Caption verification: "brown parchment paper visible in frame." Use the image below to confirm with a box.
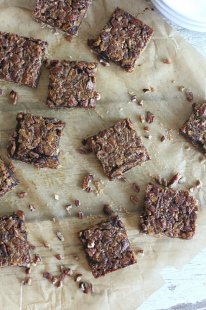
[0,0,206,309]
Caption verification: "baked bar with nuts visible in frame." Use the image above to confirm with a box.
[45,60,100,108]
[8,113,65,169]
[0,158,18,197]
[85,118,150,180]
[88,7,153,72]
[140,183,198,239]
[0,211,31,267]
[79,215,136,278]
[33,0,92,40]
[180,102,206,154]
[0,31,47,87]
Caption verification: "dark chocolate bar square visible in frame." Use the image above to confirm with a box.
[85,119,150,180]
[88,7,153,72]
[33,0,91,40]
[140,183,198,239]
[180,103,206,154]
[46,60,100,108]
[0,211,31,267]
[8,113,65,169]
[0,31,47,87]
[0,158,18,197]
[79,215,136,278]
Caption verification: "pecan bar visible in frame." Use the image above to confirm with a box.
[140,183,198,239]
[180,102,206,154]
[8,113,65,169]
[33,0,91,40]
[79,215,136,278]
[45,60,100,108]
[85,119,150,180]
[0,210,31,267]
[88,7,153,72]
[0,158,18,197]
[0,31,47,87]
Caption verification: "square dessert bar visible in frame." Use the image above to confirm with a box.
[33,0,92,40]
[88,7,154,72]
[0,211,31,267]
[79,215,136,278]
[45,60,100,108]
[85,119,150,180]
[0,158,18,197]
[140,183,198,239]
[0,31,47,87]
[180,102,206,154]
[8,113,65,169]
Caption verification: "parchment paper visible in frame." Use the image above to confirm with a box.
[0,0,206,309]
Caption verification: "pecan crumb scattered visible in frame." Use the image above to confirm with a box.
[145,135,152,140]
[54,194,59,200]
[22,277,31,285]
[28,204,36,212]
[117,175,127,182]
[17,191,27,198]
[129,93,137,102]
[78,211,84,219]
[138,99,144,106]
[162,58,171,64]
[142,88,150,93]
[33,254,42,266]
[56,231,64,242]
[167,173,182,187]
[55,254,64,260]
[43,241,50,248]
[139,115,145,123]
[145,111,155,124]
[195,180,202,189]
[79,281,93,294]
[143,126,149,132]
[77,147,91,154]
[74,273,82,282]
[130,195,139,204]
[74,199,81,207]
[82,174,94,192]
[132,183,140,193]
[65,204,72,214]
[93,179,104,196]
[103,204,114,216]
[178,86,185,92]
[25,267,31,275]
[9,90,18,105]
[160,135,166,142]
[185,89,193,102]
